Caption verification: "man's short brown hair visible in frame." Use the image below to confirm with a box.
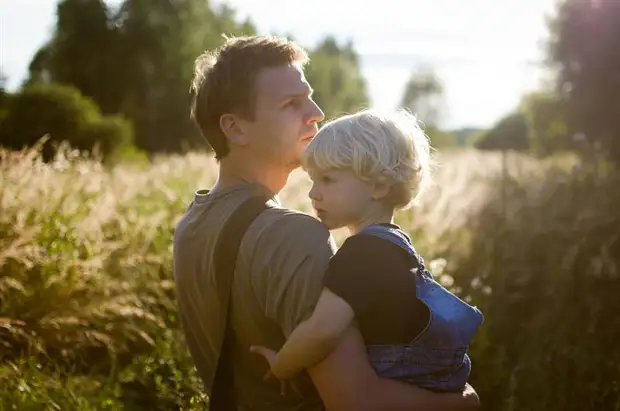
[190,35,309,160]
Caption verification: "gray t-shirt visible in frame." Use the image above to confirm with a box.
[173,181,336,411]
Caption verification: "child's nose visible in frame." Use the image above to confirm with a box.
[309,185,321,201]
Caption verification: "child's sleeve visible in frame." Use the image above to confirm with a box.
[269,287,355,379]
[322,234,383,316]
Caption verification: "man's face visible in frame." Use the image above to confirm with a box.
[243,63,325,170]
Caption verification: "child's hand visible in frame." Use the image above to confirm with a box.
[249,345,302,397]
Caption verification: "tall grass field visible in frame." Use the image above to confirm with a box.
[1,143,618,410]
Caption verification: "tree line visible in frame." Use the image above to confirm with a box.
[0,0,456,162]
[474,0,620,166]
[2,0,618,166]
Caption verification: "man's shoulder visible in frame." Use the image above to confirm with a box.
[243,206,335,275]
[172,200,197,245]
[246,206,335,258]
[257,206,330,239]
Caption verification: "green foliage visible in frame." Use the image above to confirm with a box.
[0,337,208,410]
[26,0,257,154]
[0,83,98,156]
[305,36,370,121]
[449,164,620,411]
[547,0,620,165]
[425,126,456,149]
[474,112,529,151]
[81,115,134,159]
[519,91,570,157]
[0,83,134,161]
[0,70,8,124]
[24,1,371,155]
[400,69,444,128]
[450,128,486,147]
[28,0,125,115]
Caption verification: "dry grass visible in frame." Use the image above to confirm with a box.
[0,142,580,409]
[0,143,554,361]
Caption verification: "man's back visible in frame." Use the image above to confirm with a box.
[173,181,335,411]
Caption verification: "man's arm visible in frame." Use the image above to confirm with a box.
[258,287,355,379]
[307,326,480,411]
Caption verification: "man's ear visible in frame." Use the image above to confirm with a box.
[220,113,249,145]
[371,176,391,200]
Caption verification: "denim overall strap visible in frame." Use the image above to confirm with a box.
[357,224,430,279]
[356,223,484,392]
[357,224,416,257]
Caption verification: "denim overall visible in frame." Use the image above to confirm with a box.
[357,224,484,392]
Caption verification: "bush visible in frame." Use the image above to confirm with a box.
[0,83,135,161]
[474,112,529,151]
[449,163,620,411]
[425,126,456,149]
[80,115,134,157]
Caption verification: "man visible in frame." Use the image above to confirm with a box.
[173,34,479,411]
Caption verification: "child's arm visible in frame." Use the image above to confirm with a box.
[264,287,355,380]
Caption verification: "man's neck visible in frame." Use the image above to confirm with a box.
[211,154,291,196]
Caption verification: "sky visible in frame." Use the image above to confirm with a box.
[0,0,557,129]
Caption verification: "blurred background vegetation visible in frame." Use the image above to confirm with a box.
[0,0,619,409]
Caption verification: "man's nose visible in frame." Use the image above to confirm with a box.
[305,99,325,125]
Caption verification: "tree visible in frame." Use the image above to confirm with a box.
[519,91,569,157]
[399,69,445,128]
[547,0,620,164]
[305,36,369,122]
[425,128,455,149]
[474,112,529,151]
[27,0,125,114]
[0,68,7,124]
[0,68,6,91]
[115,0,255,152]
[26,0,256,154]
[0,83,133,161]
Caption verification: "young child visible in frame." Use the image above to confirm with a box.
[250,108,484,393]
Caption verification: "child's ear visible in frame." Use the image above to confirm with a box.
[371,176,391,200]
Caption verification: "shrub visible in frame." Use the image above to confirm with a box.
[449,163,620,411]
[0,83,135,161]
[80,114,134,158]
[474,112,529,151]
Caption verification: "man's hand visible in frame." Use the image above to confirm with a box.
[305,326,481,411]
[460,383,480,410]
[249,345,303,397]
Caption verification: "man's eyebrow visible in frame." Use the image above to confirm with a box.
[281,87,314,100]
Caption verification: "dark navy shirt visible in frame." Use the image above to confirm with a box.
[323,225,430,345]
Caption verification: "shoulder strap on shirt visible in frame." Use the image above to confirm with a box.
[357,224,427,269]
[210,195,273,411]
[357,224,415,256]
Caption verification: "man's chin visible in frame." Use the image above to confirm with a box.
[286,155,304,171]
[286,160,302,172]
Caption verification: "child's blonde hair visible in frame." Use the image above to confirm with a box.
[302,108,434,210]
